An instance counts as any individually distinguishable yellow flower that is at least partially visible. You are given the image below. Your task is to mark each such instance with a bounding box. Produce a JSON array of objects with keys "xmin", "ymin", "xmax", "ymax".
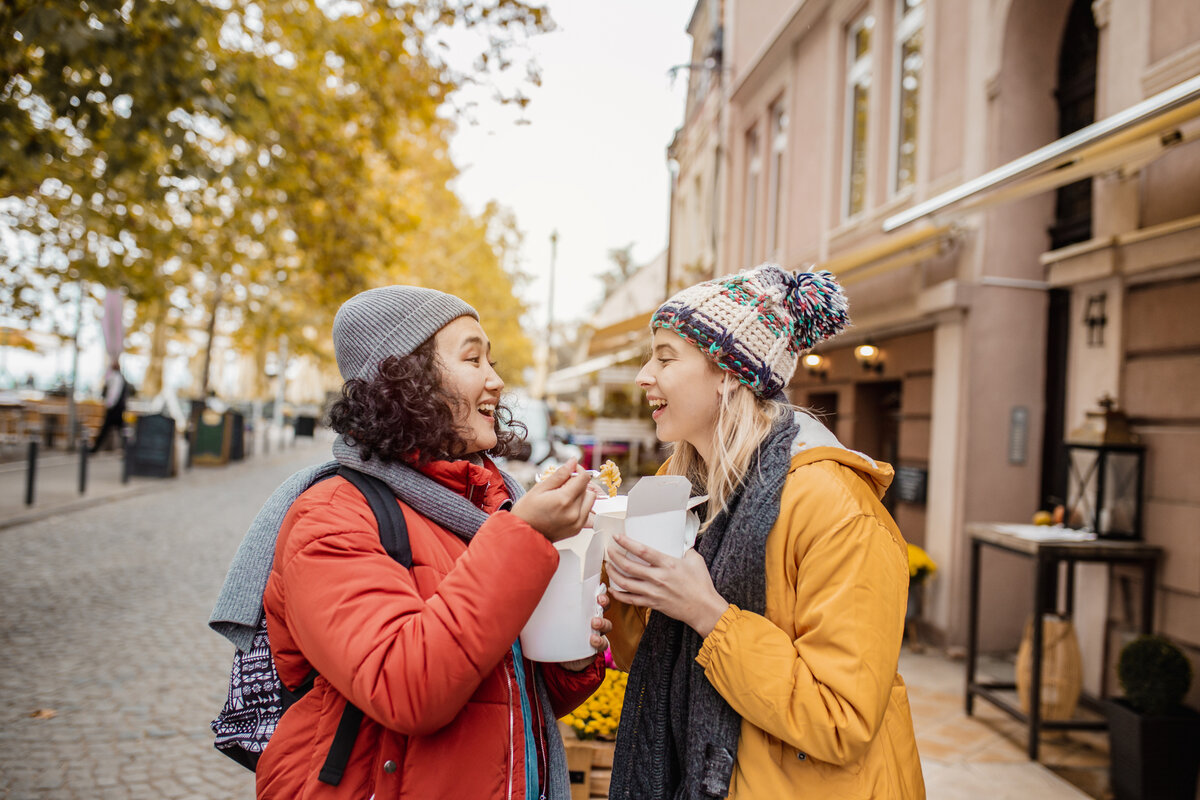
[
  {"xmin": 907, "ymin": 543, "xmax": 937, "ymax": 582},
  {"xmin": 560, "ymin": 667, "xmax": 628, "ymax": 740}
]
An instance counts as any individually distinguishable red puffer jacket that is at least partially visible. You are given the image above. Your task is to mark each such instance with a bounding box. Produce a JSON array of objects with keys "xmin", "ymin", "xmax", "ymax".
[{"xmin": 258, "ymin": 456, "xmax": 604, "ymax": 799}]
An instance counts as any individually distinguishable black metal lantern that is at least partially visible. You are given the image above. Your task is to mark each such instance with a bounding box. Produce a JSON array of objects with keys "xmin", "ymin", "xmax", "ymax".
[{"xmin": 1064, "ymin": 396, "xmax": 1145, "ymax": 540}]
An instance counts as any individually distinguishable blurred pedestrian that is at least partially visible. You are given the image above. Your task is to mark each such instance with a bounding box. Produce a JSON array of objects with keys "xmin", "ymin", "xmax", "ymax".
[
  {"xmin": 90, "ymin": 357, "xmax": 127, "ymax": 453},
  {"xmin": 604, "ymin": 265, "xmax": 925, "ymax": 799},
  {"xmin": 213, "ymin": 286, "xmax": 610, "ymax": 799}
]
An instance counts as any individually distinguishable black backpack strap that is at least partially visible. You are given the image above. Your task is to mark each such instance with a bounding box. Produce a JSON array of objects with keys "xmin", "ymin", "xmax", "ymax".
[
  {"xmin": 318, "ymin": 702, "xmax": 366, "ymax": 786},
  {"xmin": 311, "ymin": 466, "xmax": 411, "ymax": 786},
  {"xmin": 337, "ymin": 466, "xmax": 412, "ymax": 568},
  {"xmin": 279, "ymin": 669, "xmax": 318, "ymax": 713}
]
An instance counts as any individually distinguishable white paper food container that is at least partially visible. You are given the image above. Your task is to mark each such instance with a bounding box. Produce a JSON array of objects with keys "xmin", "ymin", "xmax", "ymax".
[
  {"xmin": 593, "ymin": 476, "xmax": 706, "ymax": 592},
  {"xmin": 519, "ymin": 528, "xmax": 606, "ymax": 663}
]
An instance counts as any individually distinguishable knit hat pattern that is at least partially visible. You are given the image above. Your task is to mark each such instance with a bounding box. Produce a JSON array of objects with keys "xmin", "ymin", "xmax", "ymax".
[
  {"xmin": 650, "ymin": 264, "xmax": 849, "ymax": 397},
  {"xmin": 332, "ymin": 285, "xmax": 478, "ymax": 381}
]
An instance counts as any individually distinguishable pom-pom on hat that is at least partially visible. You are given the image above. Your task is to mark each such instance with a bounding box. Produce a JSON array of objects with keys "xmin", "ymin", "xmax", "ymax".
[
  {"xmin": 650, "ymin": 264, "xmax": 850, "ymax": 397},
  {"xmin": 333, "ymin": 285, "xmax": 478, "ymax": 381}
]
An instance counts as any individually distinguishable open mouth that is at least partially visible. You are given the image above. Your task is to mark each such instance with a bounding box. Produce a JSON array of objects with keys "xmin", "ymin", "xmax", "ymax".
[
  {"xmin": 648, "ymin": 398, "xmax": 668, "ymax": 420},
  {"xmin": 477, "ymin": 402, "xmax": 496, "ymax": 421}
]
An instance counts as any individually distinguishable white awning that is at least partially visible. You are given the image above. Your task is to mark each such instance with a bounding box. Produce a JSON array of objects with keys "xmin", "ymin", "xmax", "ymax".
[
  {"xmin": 884, "ymin": 74, "xmax": 1200, "ymax": 232},
  {"xmin": 545, "ymin": 344, "xmax": 644, "ymax": 396}
]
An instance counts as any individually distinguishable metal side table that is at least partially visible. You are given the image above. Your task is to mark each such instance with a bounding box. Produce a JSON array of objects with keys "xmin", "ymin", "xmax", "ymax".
[{"xmin": 965, "ymin": 522, "xmax": 1162, "ymax": 760}]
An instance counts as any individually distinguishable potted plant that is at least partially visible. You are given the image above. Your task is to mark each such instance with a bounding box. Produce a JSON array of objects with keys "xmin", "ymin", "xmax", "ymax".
[
  {"xmin": 1105, "ymin": 634, "xmax": 1200, "ymax": 800},
  {"xmin": 905, "ymin": 544, "xmax": 936, "ymax": 652}
]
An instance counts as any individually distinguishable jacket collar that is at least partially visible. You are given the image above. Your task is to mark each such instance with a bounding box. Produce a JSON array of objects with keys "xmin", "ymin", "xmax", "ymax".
[{"xmin": 414, "ymin": 456, "xmax": 510, "ymax": 512}]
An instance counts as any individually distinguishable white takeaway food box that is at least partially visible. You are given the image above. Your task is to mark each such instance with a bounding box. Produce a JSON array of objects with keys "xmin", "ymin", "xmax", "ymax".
[
  {"xmin": 592, "ymin": 475, "xmax": 706, "ymax": 592},
  {"xmin": 519, "ymin": 527, "xmax": 607, "ymax": 663}
]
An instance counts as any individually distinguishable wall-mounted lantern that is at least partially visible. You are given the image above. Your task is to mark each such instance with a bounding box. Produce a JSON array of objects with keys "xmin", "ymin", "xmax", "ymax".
[
  {"xmin": 1064, "ymin": 396, "xmax": 1145, "ymax": 539},
  {"xmin": 854, "ymin": 343, "xmax": 884, "ymax": 374},
  {"xmin": 802, "ymin": 353, "xmax": 828, "ymax": 380}
]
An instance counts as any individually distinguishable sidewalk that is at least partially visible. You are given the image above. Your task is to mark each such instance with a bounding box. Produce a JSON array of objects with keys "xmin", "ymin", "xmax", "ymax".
[
  {"xmin": 901, "ymin": 647, "xmax": 1108, "ymax": 799},
  {"xmin": 0, "ymin": 429, "xmax": 328, "ymax": 530}
]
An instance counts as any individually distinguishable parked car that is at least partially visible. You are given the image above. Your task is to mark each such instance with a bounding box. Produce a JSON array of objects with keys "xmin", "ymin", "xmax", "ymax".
[{"xmin": 496, "ymin": 393, "xmax": 582, "ymax": 488}]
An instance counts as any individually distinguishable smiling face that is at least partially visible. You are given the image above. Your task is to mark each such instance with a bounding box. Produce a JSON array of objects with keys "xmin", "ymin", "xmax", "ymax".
[
  {"xmin": 635, "ymin": 329, "xmax": 726, "ymax": 462},
  {"xmin": 433, "ymin": 316, "xmax": 505, "ymax": 455}
]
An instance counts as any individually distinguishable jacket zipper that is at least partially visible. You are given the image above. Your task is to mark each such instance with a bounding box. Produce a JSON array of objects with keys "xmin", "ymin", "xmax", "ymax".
[
  {"xmin": 530, "ymin": 663, "xmax": 548, "ymax": 800},
  {"xmin": 504, "ymin": 655, "xmax": 516, "ymax": 800}
]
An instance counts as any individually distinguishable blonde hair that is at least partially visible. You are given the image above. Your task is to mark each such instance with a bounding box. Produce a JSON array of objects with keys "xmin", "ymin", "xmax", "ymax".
[{"xmin": 663, "ymin": 374, "xmax": 793, "ymax": 531}]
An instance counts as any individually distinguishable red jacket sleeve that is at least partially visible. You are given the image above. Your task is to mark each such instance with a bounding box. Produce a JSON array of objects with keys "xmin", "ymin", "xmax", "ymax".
[
  {"xmin": 277, "ymin": 496, "xmax": 559, "ymax": 736},
  {"xmin": 539, "ymin": 656, "xmax": 605, "ymax": 718}
]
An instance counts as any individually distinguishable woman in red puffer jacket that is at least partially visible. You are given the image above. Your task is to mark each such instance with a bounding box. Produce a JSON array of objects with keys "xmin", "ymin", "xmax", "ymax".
[{"xmin": 258, "ymin": 286, "xmax": 608, "ymax": 799}]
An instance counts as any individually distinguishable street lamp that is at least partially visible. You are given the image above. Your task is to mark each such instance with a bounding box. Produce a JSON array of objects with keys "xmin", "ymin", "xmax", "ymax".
[{"xmin": 545, "ymin": 230, "xmax": 559, "ymax": 389}]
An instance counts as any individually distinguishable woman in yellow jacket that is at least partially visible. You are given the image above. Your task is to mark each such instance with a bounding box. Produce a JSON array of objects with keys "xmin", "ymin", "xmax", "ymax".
[{"xmin": 603, "ymin": 264, "xmax": 925, "ymax": 799}]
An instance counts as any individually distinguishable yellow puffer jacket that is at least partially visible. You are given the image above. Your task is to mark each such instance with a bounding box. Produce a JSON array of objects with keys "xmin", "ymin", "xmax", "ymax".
[{"xmin": 607, "ymin": 414, "xmax": 925, "ymax": 799}]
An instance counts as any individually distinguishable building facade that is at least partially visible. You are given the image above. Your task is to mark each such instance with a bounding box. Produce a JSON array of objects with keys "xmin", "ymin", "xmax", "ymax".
[{"xmin": 670, "ymin": 0, "xmax": 1200, "ymax": 696}]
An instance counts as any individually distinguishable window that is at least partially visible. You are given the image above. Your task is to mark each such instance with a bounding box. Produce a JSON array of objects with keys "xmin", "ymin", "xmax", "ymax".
[
  {"xmin": 893, "ymin": 0, "xmax": 924, "ymax": 193},
  {"xmin": 744, "ymin": 127, "xmax": 761, "ymax": 266},
  {"xmin": 766, "ymin": 101, "xmax": 788, "ymax": 259},
  {"xmin": 845, "ymin": 12, "xmax": 874, "ymax": 218}
]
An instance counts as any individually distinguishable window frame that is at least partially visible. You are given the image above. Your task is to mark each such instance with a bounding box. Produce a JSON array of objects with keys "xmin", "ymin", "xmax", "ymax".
[
  {"xmin": 889, "ymin": 0, "xmax": 925, "ymax": 196},
  {"xmin": 743, "ymin": 125, "xmax": 762, "ymax": 266},
  {"xmin": 766, "ymin": 99, "xmax": 788, "ymax": 260},
  {"xmin": 843, "ymin": 10, "xmax": 875, "ymax": 220}
]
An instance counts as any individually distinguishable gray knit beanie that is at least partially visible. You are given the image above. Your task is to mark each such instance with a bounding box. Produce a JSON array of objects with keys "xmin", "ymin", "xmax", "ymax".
[{"xmin": 332, "ymin": 286, "xmax": 478, "ymax": 381}]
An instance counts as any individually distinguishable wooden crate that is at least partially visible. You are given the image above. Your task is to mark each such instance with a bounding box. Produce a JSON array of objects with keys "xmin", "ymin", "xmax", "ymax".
[{"xmin": 562, "ymin": 737, "xmax": 615, "ymax": 799}]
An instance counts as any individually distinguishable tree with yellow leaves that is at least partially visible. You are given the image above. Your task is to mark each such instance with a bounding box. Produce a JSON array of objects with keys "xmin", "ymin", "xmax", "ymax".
[{"xmin": 2, "ymin": 0, "xmax": 547, "ymax": 395}]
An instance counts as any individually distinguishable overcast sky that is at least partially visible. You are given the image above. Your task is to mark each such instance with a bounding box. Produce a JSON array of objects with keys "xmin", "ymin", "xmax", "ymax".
[{"xmin": 447, "ymin": 0, "xmax": 695, "ymax": 331}]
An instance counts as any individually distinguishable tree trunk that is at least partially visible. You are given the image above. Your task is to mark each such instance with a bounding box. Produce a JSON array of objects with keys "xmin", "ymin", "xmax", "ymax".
[
  {"xmin": 142, "ymin": 298, "xmax": 169, "ymax": 398},
  {"xmin": 199, "ymin": 285, "xmax": 221, "ymax": 398},
  {"xmin": 253, "ymin": 336, "xmax": 270, "ymax": 401}
]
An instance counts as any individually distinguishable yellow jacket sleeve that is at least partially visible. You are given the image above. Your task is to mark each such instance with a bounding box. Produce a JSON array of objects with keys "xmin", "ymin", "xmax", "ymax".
[{"xmin": 695, "ymin": 477, "xmax": 908, "ymax": 766}]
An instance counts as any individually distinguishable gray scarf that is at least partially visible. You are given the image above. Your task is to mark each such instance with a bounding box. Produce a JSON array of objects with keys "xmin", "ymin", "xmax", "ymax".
[
  {"xmin": 208, "ymin": 437, "xmax": 571, "ymax": 800},
  {"xmin": 609, "ymin": 414, "xmax": 800, "ymax": 800}
]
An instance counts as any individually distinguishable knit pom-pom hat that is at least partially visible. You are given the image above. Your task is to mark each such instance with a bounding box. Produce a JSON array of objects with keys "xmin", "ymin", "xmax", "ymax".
[{"xmin": 650, "ymin": 264, "xmax": 850, "ymax": 398}]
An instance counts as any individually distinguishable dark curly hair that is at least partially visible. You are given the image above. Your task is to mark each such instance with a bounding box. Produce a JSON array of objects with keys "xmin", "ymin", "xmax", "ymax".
[{"xmin": 326, "ymin": 337, "xmax": 527, "ymax": 465}]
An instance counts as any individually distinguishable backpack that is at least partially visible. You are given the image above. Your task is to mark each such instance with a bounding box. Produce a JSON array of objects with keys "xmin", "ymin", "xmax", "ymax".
[{"xmin": 211, "ymin": 466, "xmax": 412, "ymax": 785}]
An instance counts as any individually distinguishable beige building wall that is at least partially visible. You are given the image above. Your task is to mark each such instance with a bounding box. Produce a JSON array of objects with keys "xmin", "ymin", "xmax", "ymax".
[
  {"xmin": 668, "ymin": 0, "xmax": 725, "ymax": 291},
  {"xmin": 670, "ymin": 0, "xmax": 1200, "ymax": 687}
]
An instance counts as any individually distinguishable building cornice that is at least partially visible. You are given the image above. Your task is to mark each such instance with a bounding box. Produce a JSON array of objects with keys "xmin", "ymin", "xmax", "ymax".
[{"xmin": 729, "ymin": 0, "xmax": 832, "ymax": 104}]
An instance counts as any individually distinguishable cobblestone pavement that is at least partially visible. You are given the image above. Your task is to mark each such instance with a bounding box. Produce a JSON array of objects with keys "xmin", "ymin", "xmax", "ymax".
[{"xmin": 0, "ymin": 439, "xmax": 333, "ymax": 800}]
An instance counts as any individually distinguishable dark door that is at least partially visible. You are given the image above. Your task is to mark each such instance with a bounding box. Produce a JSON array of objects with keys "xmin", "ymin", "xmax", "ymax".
[
  {"xmin": 806, "ymin": 391, "xmax": 840, "ymax": 434},
  {"xmin": 853, "ymin": 381, "xmax": 902, "ymax": 515},
  {"xmin": 1041, "ymin": 289, "xmax": 1070, "ymax": 510}
]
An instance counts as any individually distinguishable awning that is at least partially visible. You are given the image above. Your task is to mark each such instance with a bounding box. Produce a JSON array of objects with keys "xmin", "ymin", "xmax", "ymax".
[
  {"xmin": 819, "ymin": 224, "xmax": 953, "ymax": 285},
  {"xmin": 586, "ymin": 311, "xmax": 654, "ymax": 357},
  {"xmin": 545, "ymin": 344, "xmax": 645, "ymax": 396},
  {"xmin": 884, "ymin": 73, "xmax": 1200, "ymax": 232}
]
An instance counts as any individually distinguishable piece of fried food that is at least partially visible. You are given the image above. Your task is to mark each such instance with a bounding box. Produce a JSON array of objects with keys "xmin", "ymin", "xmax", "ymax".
[{"xmin": 598, "ymin": 459, "xmax": 621, "ymax": 498}]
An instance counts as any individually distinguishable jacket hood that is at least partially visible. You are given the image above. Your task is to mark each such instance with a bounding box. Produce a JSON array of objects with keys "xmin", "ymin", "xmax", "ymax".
[{"xmin": 788, "ymin": 411, "xmax": 894, "ymax": 499}]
